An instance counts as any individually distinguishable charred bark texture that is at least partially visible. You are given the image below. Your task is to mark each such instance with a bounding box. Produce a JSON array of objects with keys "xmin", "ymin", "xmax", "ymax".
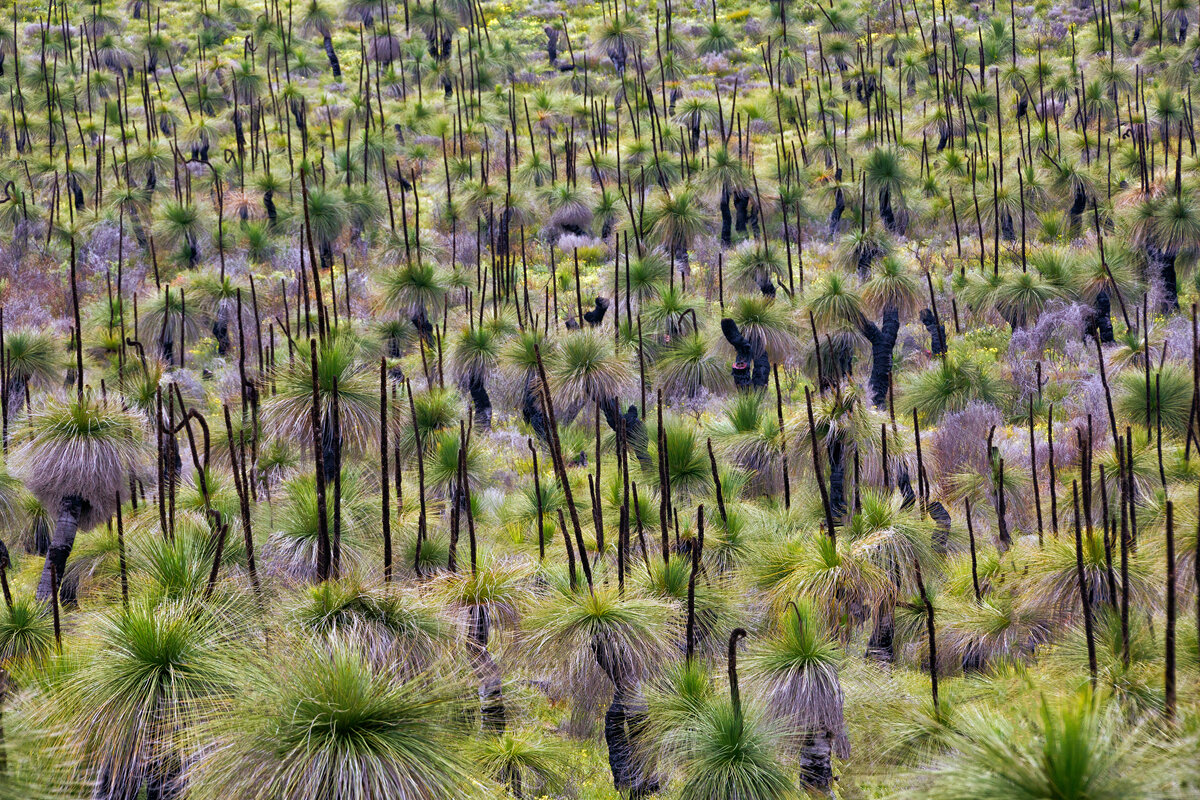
[
  {"xmin": 721, "ymin": 318, "xmax": 769, "ymax": 390},
  {"xmin": 861, "ymin": 306, "xmax": 900, "ymax": 407}
]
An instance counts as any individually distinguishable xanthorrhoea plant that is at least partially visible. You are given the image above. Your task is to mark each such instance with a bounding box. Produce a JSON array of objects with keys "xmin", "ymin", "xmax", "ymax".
[
  {"xmin": 38, "ymin": 599, "xmax": 244, "ymax": 799},
  {"xmin": 747, "ymin": 600, "xmax": 849, "ymax": 791},
  {"xmin": 188, "ymin": 633, "xmax": 480, "ymax": 800},
  {"xmin": 9, "ymin": 397, "xmax": 152, "ymax": 601},
  {"xmin": 523, "ymin": 580, "xmax": 673, "ymax": 795},
  {"xmin": 289, "ymin": 575, "xmax": 449, "ymax": 673},
  {"xmin": 919, "ymin": 690, "xmax": 1176, "ymax": 800}
]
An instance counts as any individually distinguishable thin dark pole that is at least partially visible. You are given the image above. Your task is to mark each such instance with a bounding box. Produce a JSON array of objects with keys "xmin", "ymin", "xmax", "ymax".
[
  {"xmin": 407, "ymin": 380, "xmax": 428, "ymax": 577},
  {"xmin": 965, "ymin": 497, "xmax": 981, "ymax": 601},
  {"xmin": 309, "ymin": 340, "xmax": 330, "ymax": 581},
  {"xmin": 805, "ymin": 387, "xmax": 836, "ymax": 543},
  {"xmin": 685, "ymin": 504, "xmax": 704, "ymax": 662},
  {"xmin": 1165, "ymin": 500, "xmax": 1177, "ymax": 721},
  {"xmin": 529, "ymin": 439, "xmax": 545, "ymax": 560},
  {"xmin": 115, "ymin": 494, "xmax": 128, "ymax": 610},
  {"xmin": 914, "ymin": 558, "xmax": 938, "ymax": 714},
  {"xmin": 380, "ymin": 359, "xmax": 392, "ymax": 582},
  {"xmin": 1073, "ymin": 481, "xmax": 1098, "ymax": 684},
  {"xmin": 773, "ymin": 364, "xmax": 790, "ymax": 510}
]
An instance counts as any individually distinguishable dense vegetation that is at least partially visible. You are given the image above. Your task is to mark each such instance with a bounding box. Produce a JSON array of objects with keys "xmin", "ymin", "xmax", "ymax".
[{"xmin": 0, "ymin": 0, "xmax": 1197, "ymax": 796}]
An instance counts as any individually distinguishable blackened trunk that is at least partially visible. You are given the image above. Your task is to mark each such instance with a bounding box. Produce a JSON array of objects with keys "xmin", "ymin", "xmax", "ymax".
[
  {"xmin": 143, "ymin": 759, "xmax": 183, "ymax": 800},
  {"xmin": 721, "ymin": 319, "xmax": 770, "ymax": 390},
  {"xmin": 322, "ymin": 33, "xmax": 342, "ymax": 79},
  {"xmin": 321, "ymin": 411, "xmax": 340, "ymax": 484},
  {"xmin": 411, "ymin": 307, "xmax": 434, "ymax": 344},
  {"xmin": 320, "ymin": 239, "xmax": 334, "ymax": 272},
  {"xmin": 28, "ymin": 517, "xmax": 50, "ymax": 555},
  {"xmin": 865, "ymin": 608, "xmax": 895, "ymax": 663},
  {"xmin": 1090, "ymin": 289, "xmax": 1114, "ymax": 343},
  {"xmin": 583, "ymin": 297, "xmax": 610, "ymax": 327},
  {"xmin": 600, "ymin": 398, "xmax": 653, "ymax": 469},
  {"xmin": 733, "ymin": 191, "xmax": 751, "ymax": 235},
  {"xmin": 829, "ymin": 187, "xmax": 845, "ymax": 235},
  {"xmin": 798, "ymin": 730, "xmax": 834, "ymax": 793},
  {"xmin": 469, "ymin": 606, "xmax": 506, "ymax": 733},
  {"xmin": 36, "ymin": 495, "xmax": 86, "ymax": 601},
  {"xmin": 522, "ymin": 375, "xmax": 549, "ymax": 442},
  {"xmin": 1160, "ymin": 249, "xmax": 1179, "ymax": 313},
  {"xmin": 468, "ymin": 372, "xmax": 492, "ymax": 430},
  {"xmin": 213, "ymin": 319, "xmax": 230, "ymax": 356},
  {"xmin": 828, "ymin": 438, "xmax": 846, "ymax": 519},
  {"xmin": 861, "ymin": 306, "xmax": 900, "ymax": 407},
  {"xmin": 929, "ymin": 501, "xmax": 952, "ymax": 556},
  {"xmin": 604, "ymin": 693, "xmax": 634, "ymax": 789},
  {"xmin": 1001, "ymin": 210, "xmax": 1015, "ymax": 242},
  {"xmin": 879, "ymin": 186, "xmax": 897, "ymax": 232},
  {"xmin": 920, "ymin": 308, "xmax": 946, "ymax": 355},
  {"xmin": 1069, "ymin": 184, "xmax": 1088, "ymax": 233}
]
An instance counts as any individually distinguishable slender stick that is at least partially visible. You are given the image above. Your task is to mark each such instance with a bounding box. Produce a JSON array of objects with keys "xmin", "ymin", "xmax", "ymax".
[
  {"xmin": 533, "ymin": 344, "xmax": 591, "ymax": 590},
  {"xmin": 406, "ymin": 380, "xmax": 428, "ymax": 578},
  {"xmin": 1098, "ymin": 464, "xmax": 1117, "ymax": 606},
  {"xmin": 50, "ymin": 563, "xmax": 61, "ymax": 653},
  {"xmin": 0, "ymin": 542, "xmax": 13, "ymax": 610},
  {"xmin": 1047, "ymin": 403, "xmax": 1059, "ymax": 536},
  {"xmin": 773, "ymin": 364, "xmax": 791, "ymax": 510},
  {"xmin": 380, "ymin": 359, "xmax": 392, "ymax": 582},
  {"xmin": 1165, "ymin": 500, "xmax": 1177, "ymax": 721},
  {"xmin": 1029, "ymin": 398, "xmax": 1043, "ymax": 545},
  {"xmin": 685, "ymin": 504, "xmax": 704, "ymax": 661},
  {"xmin": 805, "ymin": 387, "xmax": 837, "ymax": 543},
  {"xmin": 309, "ymin": 340, "xmax": 330, "ymax": 581},
  {"xmin": 913, "ymin": 558, "xmax": 938, "ymax": 714},
  {"xmin": 529, "ymin": 439, "xmax": 545, "ymax": 560},
  {"xmin": 964, "ymin": 497, "xmax": 981, "ymax": 601},
  {"xmin": 115, "ymin": 494, "xmax": 128, "ymax": 610},
  {"xmin": 557, "ymin": 508, "xmax": 577, "ymax": 590},
  {"xmin": 728, "ymin": 627, "xmax": 747, "ymax": 722},
  {"xmin": 1073, "ymin": 481, "xmax": 1098, "ymax": 684},
  {"xmin": 706, "ymin": 438, "xmax": 727, "ymax": 526},
  {"xmin": 462, "ymin": 421, "xmax": 477, "ymax": 575}
]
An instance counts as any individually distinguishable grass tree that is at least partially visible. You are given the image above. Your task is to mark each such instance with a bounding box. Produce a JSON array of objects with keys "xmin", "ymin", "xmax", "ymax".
[
  {"xmin": 552, "ymin": 328, "xmax": 636, "ymax": 438},
  {"xmin": 862, "ymin": 147, "xmax": 911, "ymax": 234},
  {"xmin": 42, "ymin": 600, "xmax": 243, "ymax": 798},
  {"xmin": 300, "ymin": 0, "xmax": 343, "ymax": 79},
  {"xmin": 1124, "ymin": 189, "xmax": 1200, "ymax": 313},
  {"xmin": 524, "ymin": 582, "xmax": 673, "ymax": 796},
  {"xmin": 921, "ymin": 690, "xmax": 1173, "ymax": 799},
  {"xmin": 449, "ymin": 317, "xmax": 508, "ymax": 429},
  {"xmin": 592, "ymin": 13, "xmax": 646, "ymax": 76},
  {"xmin": 645, "ymin": 185, "xmax": 709, "ymax": 281},
  {"xmin": 670, "ymin": 631, "xmax": 796, "ymax": 800},
  {"xmin": 470, "ymin": 728, "xmax": 569, "ymax": 798},
  {"xmin": 262, "ymin": 328, "xmax": 378, "ymax": 481},
  {"xmin": 288, "ymin": 576, "xmax": 449, "ymax": 671},
  {"xmin": 701, "ymin": 148, "xmax": 752, "ymax": 246},
  {"xmin": 187, "ymin": 271, "xmax": 244, "ymax": 356},
  {"xmin": 188, "ymin": 633, "xmax": 480, "ymax": 800},
  {"xmin": 154, "ymin": 200, "xmax": 205, "ymax": 269},
  {"xmin": 303, "ymin": 183, "xmax": 349, "ymax": 270},
  {"xmin": 431, "ymin": 558, "xmax": 533, "ymax": 732},
  {"xmin": 747, "ymin": 600, "xmax": 848, "ymax": 792},
  {"xmin": 1, "ymin": 329, "xmax": 62, "ymax": 419},
  {"xmin": 846, "ymin": 489, "xmax": 939, "ymax": 662},
  {"xmin": 9, "ymin": 397, "xmax": 151, "ymax": 601},
  {"xmin": 377, "ymin": 260, "xmax": 450, "ymax": 343}
]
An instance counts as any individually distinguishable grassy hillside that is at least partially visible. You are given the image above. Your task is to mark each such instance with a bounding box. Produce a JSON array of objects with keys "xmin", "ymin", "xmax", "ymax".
[{"xmin": 0, "ymin": 0, "xmax": 1196, "ymax": 796}]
